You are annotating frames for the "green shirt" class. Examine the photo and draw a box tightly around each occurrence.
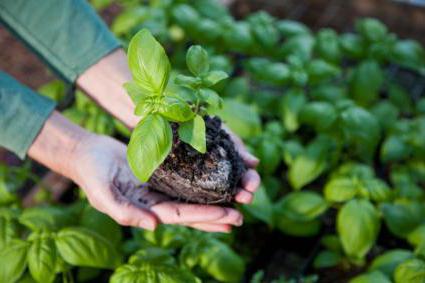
[0,0,120,158]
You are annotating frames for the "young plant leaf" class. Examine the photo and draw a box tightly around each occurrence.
[178,115,206,153]
[369,249,413,277]
[202,70,229,87]
[186,45,209,76]
[123,81,149,105]
[394,258,425,283]
[28,234,58,283]
[128,29,170,95]
[55,227,121,269]
[159,96,195,122]
[337,199,380,261]
[127,114,173,182]
[0,239,29,283]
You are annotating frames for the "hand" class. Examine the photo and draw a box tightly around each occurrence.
[223,125,261,204]
[70,134,246,233]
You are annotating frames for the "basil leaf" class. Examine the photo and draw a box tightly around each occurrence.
[159,96,194,122]
[243,185,273,226]
[222,21,253,53]
[280,88,306,132]
[174,74,202,89]
[199,88,223,110]
[313,250,341,269]
[248,11,279,48]
[337,199,380,261]
[394,258,425,283]
[171,4,200,29]
[324,177,358,203]
[19,206,75,232]
[128,114,172,182]
[288,135,335,190]
[202,70,229,87]
[340,106,381,161]
[369,249,413,277]
[350,271,391,283]
[349,60,384,106]
[111,7,148,36]
[134,99,154,120]
[275,216,321,237]
[178,115,206,153]
[128,29,170,95]
[0,239,29,283]
[186,45,209,77]
[408,224,425,247]
[391,40,425,73]
[55,227,121,269]
[216,99,261,139]
[381,202,425,238]
[0,216,18,249]
[124,81,149,105]
[276,20,310,37]
[274,191,328,222]
[28,234,58,283]
[339,33,366,59]
[356,18,388,42]
[299,101,337,131]
[359,179,392,202]
[307,59,340,84]
[315,28,341,63]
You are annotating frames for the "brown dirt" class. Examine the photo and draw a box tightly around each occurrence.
[149,116,246,204]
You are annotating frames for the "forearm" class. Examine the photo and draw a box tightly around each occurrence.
[77,49,139,128]
[28,111,90,180]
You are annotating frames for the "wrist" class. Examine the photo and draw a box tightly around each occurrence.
[28,111,93,181]
[76,48,139,128]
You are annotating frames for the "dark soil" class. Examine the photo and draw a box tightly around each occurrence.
[149,116,246,204]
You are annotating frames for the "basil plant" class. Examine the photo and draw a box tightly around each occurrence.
[125,29,228,182]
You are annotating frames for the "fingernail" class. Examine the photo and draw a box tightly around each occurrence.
[245,152,259,164]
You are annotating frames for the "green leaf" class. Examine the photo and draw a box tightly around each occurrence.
[111,7,148,36]
[202,70,229,87]
[222,21,253,53]
[280,89,306,132]
[337,199,380,261]
[128,29,170,95]
[274,191,328,222]
[276,20,310,37]
[174,74,202,89]
[340,106,381,161]
[19,206,75,232]
[350,271,391,283]
[408,225,425,247]
[356,18,388,42]
[381,202,425,238]
[315,28,341,63]
[128,114,172,182]
[243,185,273,226]
[313,250,341,269]
[339,33,366,59]
[288,135,335,189]
[199,88,223,110]
[134,99,154,120]
[0,239,29,283]
[391,40,425,73]
[171,4,200,29]
[349,60,384,106]
[279,34,315,62]
[28,234,58,283]
[324,177,359,203]
[369,249,414,277]
[371,101,399,132]
[79,205,122,247]
[0,216,18,250]
[216,99,261,139]
[124,81,149,105]
[55,227,121,269]
[275,216,321,237]
[321,234,342,253]
[197,238,245,282]
[394,258,425,283]
[178,115,206,153]
[159,96,194,122]
[359,179,392,202]
[248,11,279,48]
[299,101,337,131]
[186,45,209,76]
[307,59,340,84]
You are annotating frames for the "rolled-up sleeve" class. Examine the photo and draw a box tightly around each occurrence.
[0,0,120,83]
[0,72,56,158]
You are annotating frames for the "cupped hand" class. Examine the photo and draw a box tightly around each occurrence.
[70,135,255,233]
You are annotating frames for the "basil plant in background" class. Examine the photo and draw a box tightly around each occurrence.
[125,29,228,182]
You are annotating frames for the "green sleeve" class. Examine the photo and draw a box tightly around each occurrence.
[0,71,56,159]
[0,0,120,83]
